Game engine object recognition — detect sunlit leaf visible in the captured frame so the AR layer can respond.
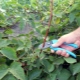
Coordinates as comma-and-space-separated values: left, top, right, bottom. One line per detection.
64, 57, 76, 63
0, 47, 17, 60
9, 62, 26, 80
0, 64, 8, 79
0, 39, 10, 48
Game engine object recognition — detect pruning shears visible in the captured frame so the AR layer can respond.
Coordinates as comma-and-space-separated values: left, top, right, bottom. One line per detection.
39, 39, 79, 58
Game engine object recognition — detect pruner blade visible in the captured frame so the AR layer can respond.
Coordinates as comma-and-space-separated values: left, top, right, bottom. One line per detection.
38, 41, 52, 49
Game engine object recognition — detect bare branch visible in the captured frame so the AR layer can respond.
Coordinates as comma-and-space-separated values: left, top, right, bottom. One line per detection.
40, 0, 53, 52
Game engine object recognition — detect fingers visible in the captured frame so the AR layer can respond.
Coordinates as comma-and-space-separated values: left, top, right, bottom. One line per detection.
51, 49, 54, 53
60, 51, 69, 57
51, 50, 69, 57
60, 44, 75, 51
75, 40, 80, 48
52, 37, 65, 47
56, 50, 62, 55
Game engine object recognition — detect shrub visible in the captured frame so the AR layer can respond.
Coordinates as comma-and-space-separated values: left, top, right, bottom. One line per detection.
0, 0, 80, 80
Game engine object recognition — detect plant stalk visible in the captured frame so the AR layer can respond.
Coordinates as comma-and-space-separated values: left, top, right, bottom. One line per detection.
40, 0, 53, 53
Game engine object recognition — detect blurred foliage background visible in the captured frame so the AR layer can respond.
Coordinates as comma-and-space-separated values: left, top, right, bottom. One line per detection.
0, 0, 80, 80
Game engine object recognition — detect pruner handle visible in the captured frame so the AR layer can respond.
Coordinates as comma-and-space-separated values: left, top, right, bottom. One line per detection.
52, 40, 78, 49
50, 46, 76, 58
50, 40, 79, 58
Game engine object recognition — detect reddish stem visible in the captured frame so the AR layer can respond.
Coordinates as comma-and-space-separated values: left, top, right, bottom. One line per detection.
40, 0, 53, 52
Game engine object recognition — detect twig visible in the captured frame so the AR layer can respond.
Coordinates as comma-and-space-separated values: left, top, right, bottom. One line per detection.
40, 0, 53, 52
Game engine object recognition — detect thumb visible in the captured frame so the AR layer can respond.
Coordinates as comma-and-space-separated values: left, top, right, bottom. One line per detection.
52, 38, 65, 47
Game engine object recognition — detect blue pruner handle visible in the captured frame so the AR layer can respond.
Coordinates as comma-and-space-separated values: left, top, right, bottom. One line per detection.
52, 40, 78, 49
50, 46, 76, 58
50, 40, 79, 58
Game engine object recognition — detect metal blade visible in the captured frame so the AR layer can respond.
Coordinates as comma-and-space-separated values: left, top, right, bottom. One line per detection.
38, 41, 52, 49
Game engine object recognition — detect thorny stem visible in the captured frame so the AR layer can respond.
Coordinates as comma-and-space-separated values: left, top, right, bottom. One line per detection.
40, 0, 53, 53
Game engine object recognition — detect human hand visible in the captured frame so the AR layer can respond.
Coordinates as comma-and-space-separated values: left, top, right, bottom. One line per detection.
51, 28, 80, 57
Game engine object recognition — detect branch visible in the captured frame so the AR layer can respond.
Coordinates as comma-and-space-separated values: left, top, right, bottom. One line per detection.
40, 0, 53, 52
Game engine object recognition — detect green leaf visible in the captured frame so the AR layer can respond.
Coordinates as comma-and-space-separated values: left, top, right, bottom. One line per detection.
76, 73, 80, 80
69, 64, 74, 73
30, 0, 37, 8
0, 47, 17, 60
57, 69, 71, 80
68, 76, 75, 80
0, 13, 5, 20
69, 4, 78, 12
25, 40, 32, 49
41, 59, 54, 72
29, 14, 40, 33
0, 39, 10, 48
39, 52, 45, 60
49, 73, 57, 80
26, 76, 28, 80
76, 17, 80, 26
4, 29, 13, 34
9, 62, 26, 80
55, 13, 62, 18
72, 63, 80, 75
55, 18, 60, 24
0, 64, 8, 79
40, 26, 48, 34
53, 57, 64, 65
29, 69, 42, 80
69, 13, 75, 23
64, 57, 76, 63
2, 74, 17, 80
69, 0, 75, 5
50, 74, 56, 80
17, 40, 24, 51
49, 56, 55, 61
19, 18, 26, 30
0, 57, 6, 64
0, 33, 3, 38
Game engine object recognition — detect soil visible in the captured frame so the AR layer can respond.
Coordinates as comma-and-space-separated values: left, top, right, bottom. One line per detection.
0, 23, 34, 37
9, 23, 33, 37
